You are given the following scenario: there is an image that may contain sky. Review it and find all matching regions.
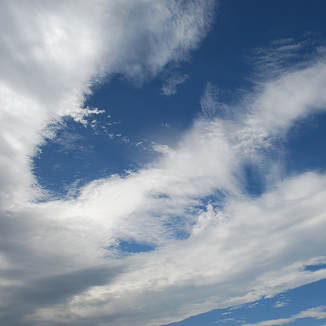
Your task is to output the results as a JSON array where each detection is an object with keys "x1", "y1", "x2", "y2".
[{"x1": 1, "y1": 0, "x2": 326, "y2": 325}]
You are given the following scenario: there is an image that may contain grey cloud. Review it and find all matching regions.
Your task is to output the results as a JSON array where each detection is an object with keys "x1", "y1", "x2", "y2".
[
  {"x1": 18, "y1": 266, "x2": 122, "y2": 305},
  {"x1": 0, "y1": 265, "x2": 124, "y2": 326}
]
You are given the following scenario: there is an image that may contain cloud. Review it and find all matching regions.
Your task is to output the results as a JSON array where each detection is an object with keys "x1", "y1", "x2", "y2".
[
  {"x1": 161, "y1": 72, "x2": 189, "y2": 96},
  {"x1": 200, "y1": 82, "x2": 229, "y2": 119},
  {"x1": 274, "y1": 300, "x2": 289, "y2": 308},
  {"x1": 2, "y1": 1, "x2": 326, "y2": 326},
  {"x1": 215, "y1": 317, "x2": 246, "y2": 324},
  {"x1": 2, "y1": 56, "x2": 326, "y2": 325},
  {"x1": 242, "y1": 305, "x2": 326, "y2": 326},
  {"x1": 246, "y1": 36, "x2": 319, "y2": 80},
  {"x1": 0, "y1": 0, "x2": 216, "y2": 203}
]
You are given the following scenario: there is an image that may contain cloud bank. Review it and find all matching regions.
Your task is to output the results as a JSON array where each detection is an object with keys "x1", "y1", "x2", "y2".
[{"x1": 1, "y1": 1, "x2": 326, "y2": 326}]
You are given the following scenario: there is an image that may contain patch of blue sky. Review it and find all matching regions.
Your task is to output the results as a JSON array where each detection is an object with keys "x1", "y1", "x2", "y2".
[
  {"x1": 32, "y1": 115, "x2": 159, "y2": 198},
  {"x1": 117, "y1": 240, "x2": 156, "y2": 254},
  {"x1": 193, "y1": 191, "x2": 227, "y2": 212},
  {"x1": 284, "y1": 111, "x2": 326, "y2": 175},
  {"x1": 241, "y1": 164, "x2": 266, "y2": 197},
  {"x1": 85, "y1": 73, "x2": 201, "y2": 145},
  {"x1": 304, "y1": 263, "x2": 326, "y2": 272}
]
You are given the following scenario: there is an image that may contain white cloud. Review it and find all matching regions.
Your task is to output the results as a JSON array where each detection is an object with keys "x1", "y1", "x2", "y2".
[
  {"x1": 274, "y1": 300, "x2": 289, "y2": 308},
  {"x1": 2, "y1": 1, "x2": 326, "y2": 326},
  {"x1": 162, "y1": 72, "x2": 189, "y2": 96},
  {"x1": 242, "y1": 305, "x2": 326, "y2": 326},
  {"x1": 200, "y1": 82, "x2": 229, "y2": 119},
  {"x1": 215, "y1": 317, "x2": 246, "y2": 324},
  {"x1": 2, "y1": 57, "x2": 326, "y2": 325},
  {"x1": 0, "y1": 0, "x2": 215, "y2": 203}
]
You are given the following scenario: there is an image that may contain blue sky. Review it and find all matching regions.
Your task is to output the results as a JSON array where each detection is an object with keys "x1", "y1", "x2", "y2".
[{"x1": 1, "y1": 1, "x2": 326, "y2": 325}]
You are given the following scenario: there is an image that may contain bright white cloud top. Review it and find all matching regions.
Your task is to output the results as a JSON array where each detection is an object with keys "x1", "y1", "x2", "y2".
[{"x1": 1, "y1": 1, "x2": 326, "y2": 326}]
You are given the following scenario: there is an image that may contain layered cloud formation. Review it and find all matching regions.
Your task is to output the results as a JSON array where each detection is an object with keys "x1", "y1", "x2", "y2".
[{"x1": 1, "y1": 1, "x2": 326, "y2": 326}]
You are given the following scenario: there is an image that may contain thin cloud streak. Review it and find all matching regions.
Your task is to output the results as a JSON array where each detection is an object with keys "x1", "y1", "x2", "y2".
[{"x1": 242, "y1": 305, "x2": 326, "y2": 326}]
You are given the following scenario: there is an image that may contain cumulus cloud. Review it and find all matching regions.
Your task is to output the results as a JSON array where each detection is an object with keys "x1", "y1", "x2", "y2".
[{"x1": 1, "y1": 1, "x2": 326, "y2": 326}]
